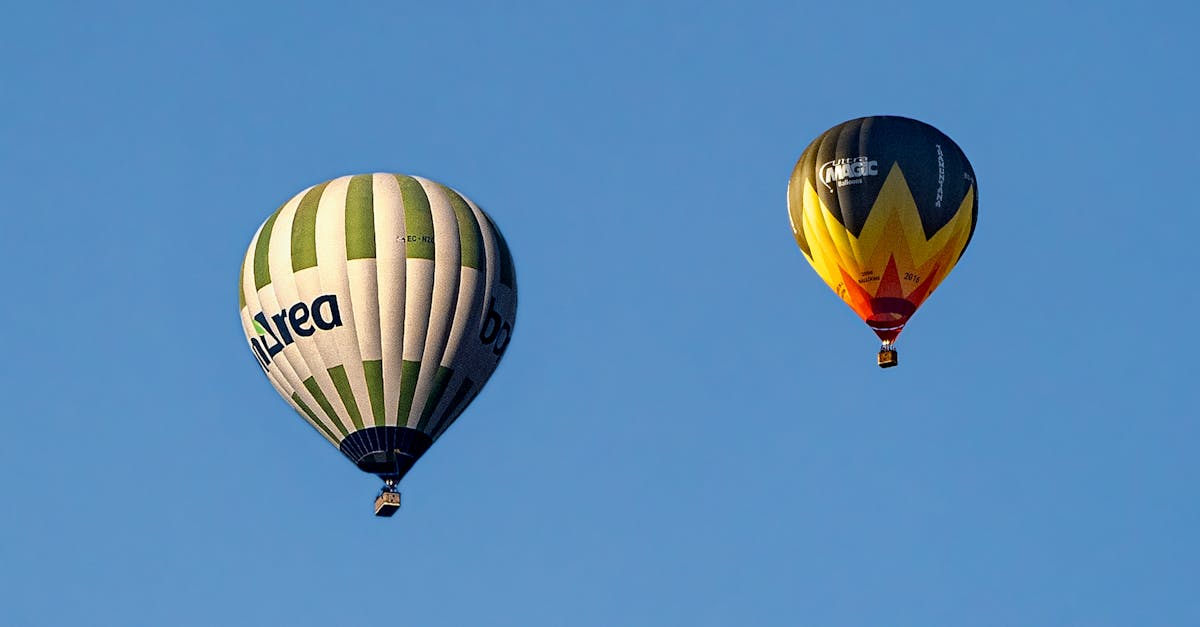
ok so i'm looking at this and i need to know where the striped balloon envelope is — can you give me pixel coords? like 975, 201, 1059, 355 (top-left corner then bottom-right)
787, 116, 978, 367
238, 173, 516, 509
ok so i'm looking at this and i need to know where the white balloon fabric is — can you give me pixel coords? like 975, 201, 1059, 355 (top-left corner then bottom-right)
238, 173, 516, 482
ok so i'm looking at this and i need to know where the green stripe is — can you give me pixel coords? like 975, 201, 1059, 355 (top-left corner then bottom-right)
396, 360, 421, 424
496, 228, 516, 288
416, 366, 455, 432
345, 174, 376, 260
396, 175, 434, 260
433, 377, 476, 439
363, 359, 385, 427
443, 378, 476, 423
328, 365, 365, 431
253, 210, 281, 290
443, 187, 483, 270
238, 256, 247, 308
291, 393, 342, 443
291, 182, 330, 272
484, 214, 516, 288
302, 376, 350, 438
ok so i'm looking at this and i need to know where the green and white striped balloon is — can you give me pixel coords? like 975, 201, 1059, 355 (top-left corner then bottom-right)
238, 173, 516, 486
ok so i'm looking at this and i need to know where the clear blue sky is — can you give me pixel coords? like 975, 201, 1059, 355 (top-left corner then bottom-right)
3, 2, 1197, 625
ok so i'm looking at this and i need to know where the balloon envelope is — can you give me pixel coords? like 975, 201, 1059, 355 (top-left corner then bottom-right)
787, 116, 977, 350
238, 173, 516, 483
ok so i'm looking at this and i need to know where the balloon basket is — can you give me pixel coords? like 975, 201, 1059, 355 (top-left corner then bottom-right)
877, 349, 899, 368
374, 490, 401, 517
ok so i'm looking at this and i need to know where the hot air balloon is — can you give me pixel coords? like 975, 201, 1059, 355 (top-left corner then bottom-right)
787, 116, 977, 368
238, 173, 516, 515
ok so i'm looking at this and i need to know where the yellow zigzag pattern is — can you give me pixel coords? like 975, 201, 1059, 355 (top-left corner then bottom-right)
789, 163, 974, 310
